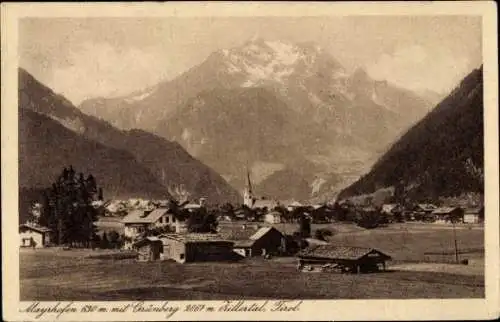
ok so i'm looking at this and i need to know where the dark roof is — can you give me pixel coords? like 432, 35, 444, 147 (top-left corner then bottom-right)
297, 245, 391, 261
19, 223, 52, 233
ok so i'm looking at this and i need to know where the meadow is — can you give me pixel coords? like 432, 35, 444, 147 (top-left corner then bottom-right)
20, 223, 484, 300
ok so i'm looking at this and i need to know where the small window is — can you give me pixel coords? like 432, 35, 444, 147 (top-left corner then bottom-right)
173, 217, 176, 223
165, 216, 170, 223
159, 217, 163, 224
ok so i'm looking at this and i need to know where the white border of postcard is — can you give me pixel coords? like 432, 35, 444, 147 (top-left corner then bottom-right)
2, 1, 499, 321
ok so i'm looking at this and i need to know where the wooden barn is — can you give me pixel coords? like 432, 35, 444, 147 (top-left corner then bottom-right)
297, 245, 392, 274
133, 236, 163, 261
233, 226, 286, 257
159, 234, 236, 263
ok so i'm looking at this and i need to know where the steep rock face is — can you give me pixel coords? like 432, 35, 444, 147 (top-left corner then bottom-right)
78, 38, 433, 201
339, 66, 484, 202
19, 68, 241, 204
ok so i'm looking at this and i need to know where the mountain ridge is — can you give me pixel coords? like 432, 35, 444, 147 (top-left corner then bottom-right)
19, 68, 241, 204
338, 66, 484, 202
78, 38, 436, 201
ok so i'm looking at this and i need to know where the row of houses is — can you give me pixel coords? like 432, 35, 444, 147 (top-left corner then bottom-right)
132, 225, 393, 275
379, 203, 484, 224
19, 213, 394, 275
133, 226, 286, 263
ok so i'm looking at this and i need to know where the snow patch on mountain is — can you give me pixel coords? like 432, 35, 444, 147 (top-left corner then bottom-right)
50, 115, 86, 135
264, 40, 300, 65
125, 87, 156, 103
181, 128, 192, 142
311, 177, 327, 195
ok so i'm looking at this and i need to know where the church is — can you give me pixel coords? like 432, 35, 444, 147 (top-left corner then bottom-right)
243, 169, 280, 211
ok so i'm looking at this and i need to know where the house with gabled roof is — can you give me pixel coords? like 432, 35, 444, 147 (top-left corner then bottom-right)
122, 207, 187, 244
19, 223, 52, 248
297, 245, 392, 273
159, 233, 236, 263
463, 206, 484, 224
233, 226, 286, 257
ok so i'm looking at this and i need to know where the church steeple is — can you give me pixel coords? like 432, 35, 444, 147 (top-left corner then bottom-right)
243, 165, 254, 207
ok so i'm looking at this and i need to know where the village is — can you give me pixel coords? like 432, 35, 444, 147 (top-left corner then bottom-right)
20, 169, 485, 280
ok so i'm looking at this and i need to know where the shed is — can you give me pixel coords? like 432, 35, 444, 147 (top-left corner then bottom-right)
233, 226, 286, 257
159, 234, 236, 263
463, 207, 484, 224
133, 236, 163, 261
19, 223, 52, 248
297, 245, 392, 274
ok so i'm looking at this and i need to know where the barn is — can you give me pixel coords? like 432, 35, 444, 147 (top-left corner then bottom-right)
233, 226, 286, 257
159, 234, 236, 263
133, 236, 163, 262
19, 223, 52, 248
297, 245, 392, 274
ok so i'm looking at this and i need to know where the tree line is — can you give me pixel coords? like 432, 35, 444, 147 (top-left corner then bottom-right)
35, 166, 102, 247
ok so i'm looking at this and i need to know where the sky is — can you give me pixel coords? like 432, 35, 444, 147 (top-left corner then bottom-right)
19, 16, 482, 104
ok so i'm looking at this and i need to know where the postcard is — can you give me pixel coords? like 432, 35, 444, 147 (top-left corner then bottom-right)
1, 1, 499, 321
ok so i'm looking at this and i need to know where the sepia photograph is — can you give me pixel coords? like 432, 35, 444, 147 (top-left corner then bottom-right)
2, 2, 499, 321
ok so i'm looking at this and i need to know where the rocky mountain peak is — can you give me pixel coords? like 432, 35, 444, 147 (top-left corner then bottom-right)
215, 37, 339, 87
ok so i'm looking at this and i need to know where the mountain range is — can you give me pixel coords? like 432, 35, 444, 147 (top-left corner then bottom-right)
19, 68, 241, 205
79, 38, 438, 201
339, 66, 484, 203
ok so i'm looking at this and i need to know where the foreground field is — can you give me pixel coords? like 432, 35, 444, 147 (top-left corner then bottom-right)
21, 247, 484, 301
326, 223, 484, 263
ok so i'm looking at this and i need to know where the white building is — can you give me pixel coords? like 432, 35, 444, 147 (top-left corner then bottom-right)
19, 223, 52, 248
122, 208, 187, 248
263, 211, 282, 224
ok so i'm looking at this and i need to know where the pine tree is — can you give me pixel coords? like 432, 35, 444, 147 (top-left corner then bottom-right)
299, 214, 311, 238
101, 232, 109, 249
39, 166, 101, 247
98, 188, 104, 201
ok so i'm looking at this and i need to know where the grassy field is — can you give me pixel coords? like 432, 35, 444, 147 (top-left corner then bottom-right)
27, 222, 483, 300
21, 246, 484, 301
219, 221, 484, 262
325, 224, 484, 263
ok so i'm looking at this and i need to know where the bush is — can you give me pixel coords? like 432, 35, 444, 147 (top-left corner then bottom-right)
355, 211, 380, 229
